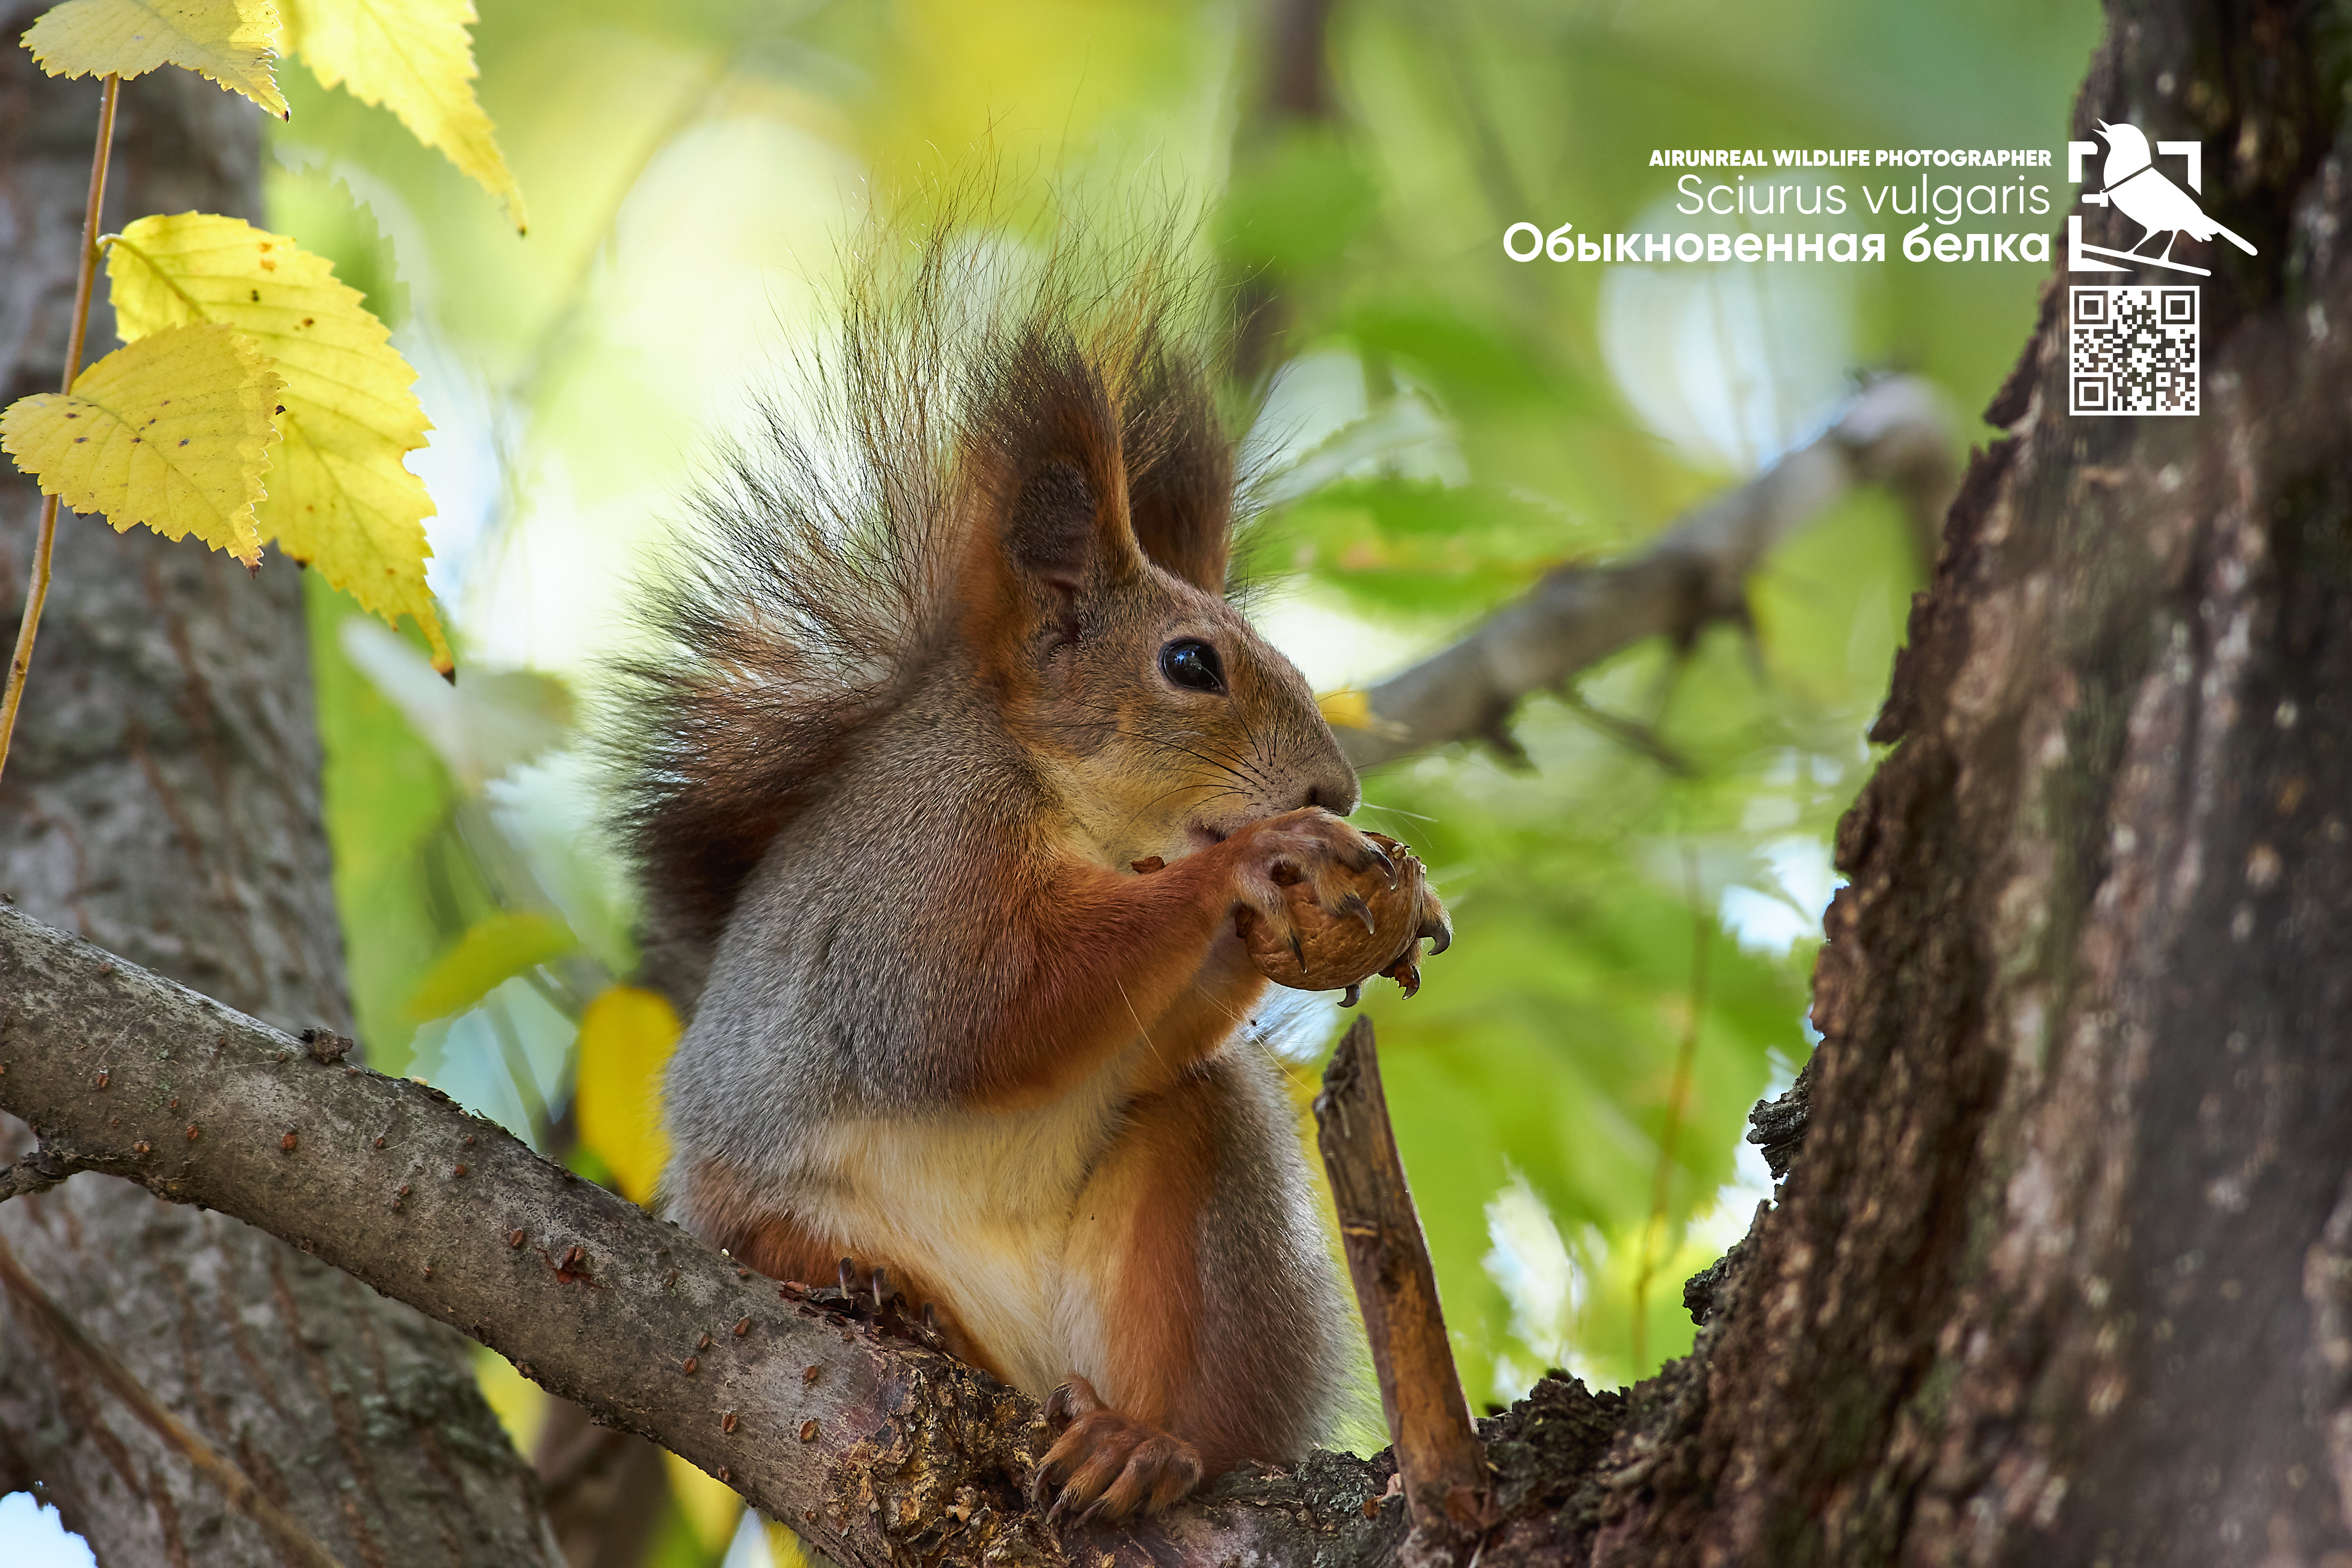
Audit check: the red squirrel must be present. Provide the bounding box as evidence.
[608,232,1448,1521]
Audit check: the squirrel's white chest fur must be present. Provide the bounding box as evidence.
[796,1049,1149,1397]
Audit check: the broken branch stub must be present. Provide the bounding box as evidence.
[1314,1016,1490,1540]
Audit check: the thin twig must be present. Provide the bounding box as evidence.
[1556,687,1695,778]
[0,74,121,784]
[0,1230,343,1568]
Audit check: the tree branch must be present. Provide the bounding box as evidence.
[1336,374,1957,769]
[0,1139,77,1201]
[0,901,1417,1567]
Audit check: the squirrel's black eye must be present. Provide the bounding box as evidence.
[1160,639,1226,694]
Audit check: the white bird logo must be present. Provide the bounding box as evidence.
[2089,120,2258,263]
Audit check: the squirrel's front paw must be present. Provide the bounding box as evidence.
[1230,811,1450,998]
[1030,1375,1203,1524]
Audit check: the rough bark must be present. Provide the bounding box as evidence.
[1577,2,2352,1563]
[0,1232,345,1567]
[0,11,560,1564]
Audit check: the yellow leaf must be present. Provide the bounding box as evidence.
[403,909,578,1023]
[1318,686,1410,739]
[107,211,452,670]
[765,1521,815,1568]
[1318,687,1374,730]
[279,0,525,231]
[0,324,278,564]
[265,414,451,669]
[573,985,680,1209]
[23,0,289,117]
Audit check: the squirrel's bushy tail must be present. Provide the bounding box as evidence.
[604,218,1236,982]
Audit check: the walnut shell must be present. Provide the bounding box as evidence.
[1242,832,1441,995]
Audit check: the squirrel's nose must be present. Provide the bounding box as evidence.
[1303,770,1361,818]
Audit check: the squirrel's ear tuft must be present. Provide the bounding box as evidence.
[1122,347,1232,593]
[966,328,1142,600]
[1004,460,1108,594]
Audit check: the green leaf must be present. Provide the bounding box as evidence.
[1217,124,1381,274]
[309,575,464,1074]
[1345,302,1563,410]
[1264,477,1571,620]
[403,909,578,1023]
[339,617,572,793]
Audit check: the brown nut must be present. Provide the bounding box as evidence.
[1241,832,1448,994]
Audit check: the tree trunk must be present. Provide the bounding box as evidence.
[1568,2,2352,1562]
[0,11,561,1564]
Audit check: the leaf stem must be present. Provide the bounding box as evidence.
[0,74,121,786]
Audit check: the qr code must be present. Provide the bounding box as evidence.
[2070,287,2199,416]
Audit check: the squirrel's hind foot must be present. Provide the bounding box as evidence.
[800,1256,957,1358]
[1031,1375,1203,1524]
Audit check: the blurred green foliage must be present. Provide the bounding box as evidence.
[278,6,2100,1539]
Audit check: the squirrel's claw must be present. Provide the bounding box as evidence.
[1029,1384,1202,1526]
[1033,1377,1103,1513]
[811,1256,958,1353]
[1233,813,1455,1000]
[1381,949,1424,999]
